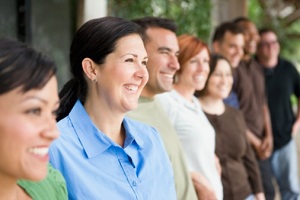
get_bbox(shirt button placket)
[132,181,137,187]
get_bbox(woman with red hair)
[158,34,223,200]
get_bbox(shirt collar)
[138,96,155,103]
[69,100,144,159]
[123,116,144,149]
[170,90,202,112]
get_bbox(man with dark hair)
[233,17,274,200]
[127,17,200,200]
[212,21,245,108]
[256,28,300,200]
[212,22,245,68]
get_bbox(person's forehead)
[146,27,178,49]
[261,32,277,41]
[146,27,175,38]
[241,21,256,29]
[223,31,244,43]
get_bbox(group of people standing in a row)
[0,15,299,200]
[208,17,300,200]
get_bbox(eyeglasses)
[259,40,278,47]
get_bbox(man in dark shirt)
[233,17,274,200]
[256,28,300,200]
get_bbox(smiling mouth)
[28,147,49,156]
[124,85,138,92]
[161,73,175,83]
[248,41,257,47]
[164,74,173,79]
[195,75,205,81]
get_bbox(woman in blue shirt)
[49,16,176,200]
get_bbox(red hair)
[177,34,210,74]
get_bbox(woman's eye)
[203,59,210,63]
[125,58,134,62]
[142,61,147,66]
[212,72,222,76]
[26,108,42,116]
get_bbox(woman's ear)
[82,58,97,83]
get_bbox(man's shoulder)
[278,57,296,68]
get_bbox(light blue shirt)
[49,100,176,200]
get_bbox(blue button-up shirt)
[50,100,176,200]
[224,91,240,109]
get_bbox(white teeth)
[164,74,173,79]
[28,147,49,156]
[195,75,204,81]
[124,85,138,92]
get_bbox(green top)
[127,96,198,200]
[18,164,67,200]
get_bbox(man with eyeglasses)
[256,28,300,200]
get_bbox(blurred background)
[1,1,300,198]
[1,0,300,88]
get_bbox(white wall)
[83,0,107,23]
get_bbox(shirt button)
[132,181,137,186]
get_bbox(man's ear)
[82,58,97,82]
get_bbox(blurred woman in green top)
[0,38,67,200]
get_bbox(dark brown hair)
[0,37,56,95]
[195,54,231,97]
[58,17,143,121]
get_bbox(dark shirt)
[205,105,263,200]
[235,58,266,138]
[261,57,300,150]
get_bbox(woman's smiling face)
[178,48,210,91]
[95,34,149,113]
[206,59,233,100]
[0,76,59,181]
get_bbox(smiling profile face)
[178,48,210,91]
[95,34,149,113]
[206,59,233,100]
[0,76,59,181]
[239,21,260,55]
[142,27,180,97]
[213,31,244,68]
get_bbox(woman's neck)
[84,96,125,147]
[0,179,31,200]
[173,84,195,103]
[199,95,225,115]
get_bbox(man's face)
[240,21,260,55]
[257,31,280,62]
[142,27,180,97]
[213,31,244,67]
